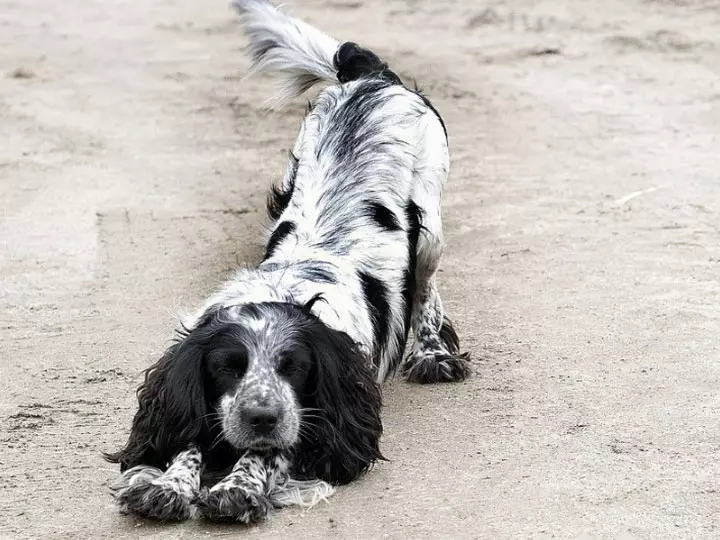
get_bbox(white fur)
[232,0,340,104]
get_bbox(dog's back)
[233,0,452,382]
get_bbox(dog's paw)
[197,486,272,524]
[113,480,197,521]
[403,351,472,384]
[110,466,197,521]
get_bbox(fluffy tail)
[231,0,397,103]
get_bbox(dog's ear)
[294,322,384,485]
[104,328,208,471]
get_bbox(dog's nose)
[244,407,279,435]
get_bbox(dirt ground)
[1,0,719,538]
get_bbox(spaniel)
[106,0,470,523]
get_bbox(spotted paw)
[403,351,472,384]
[197,486,272,524]
[111,470,197,521]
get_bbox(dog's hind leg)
[402,109,471,384]
[403,276,471,383]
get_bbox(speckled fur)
[198,451,334,523]
[110,447,202,521]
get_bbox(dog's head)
[106,300,383,485]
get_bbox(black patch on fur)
[302,293,327,313]
[264,220,296,260]
[400,201,422,340]
[298,265,337,284]
[368,201,401,232]
[267,151,298,221]
[334,42,401,85]
[358,271,391,366]
[439,316,460,355]
[291,309,384,485]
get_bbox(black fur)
[292,312,384,484]
[267,151,298,221]
[358,271,391,368]
[105,315,245,473]
[264,220,296,260]
[297,264,337,284]
[439,316,461,355]
[400,200,422,340]
[105,334,211,471]
[368,201,401,232]
[315,80,409,165]
[333,41,401,85]
[301,292,327,313]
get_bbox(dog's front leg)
[197,451,288,524]
[110,446,202,521]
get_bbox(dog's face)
[203,307,313,451]
[109,300,384,485]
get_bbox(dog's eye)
[277,355,294,376]
[219,367,241,378]
[214,351,248,378]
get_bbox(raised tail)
[232,0,399,103]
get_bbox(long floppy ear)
[294,322,384,485]
[104,329,208,471]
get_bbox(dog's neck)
[182,258,373,356]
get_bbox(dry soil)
[1,0,719,538]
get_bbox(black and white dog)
[106,0,470,523]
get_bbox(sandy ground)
[1,0,719,538]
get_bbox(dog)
[105,0,470,523]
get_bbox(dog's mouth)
[246,439,276,450]
[226,429,294,452]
